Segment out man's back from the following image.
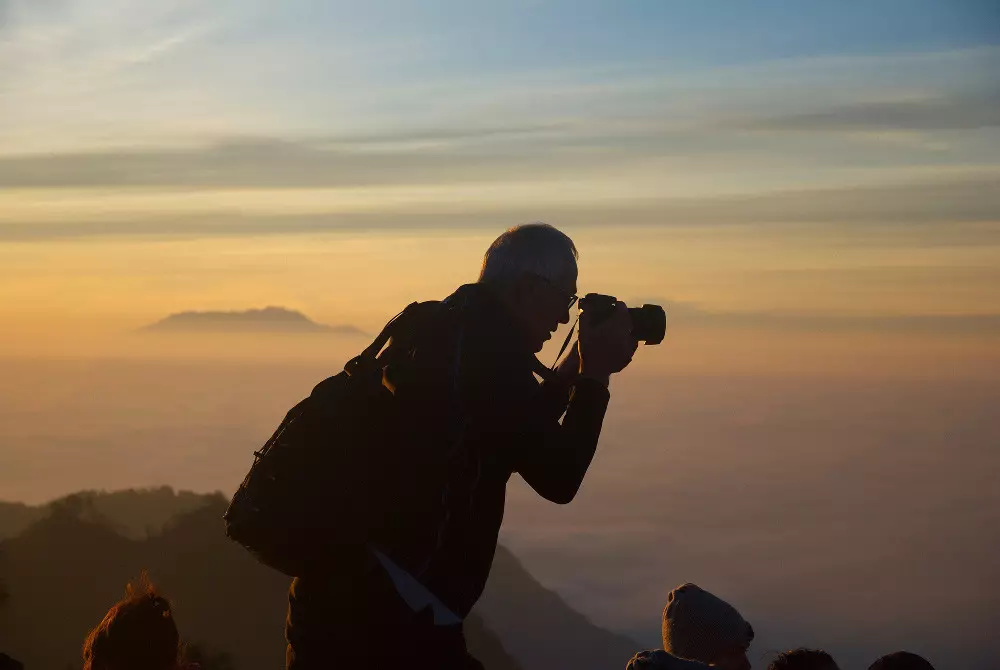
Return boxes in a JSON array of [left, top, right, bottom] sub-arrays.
[[286, 284, 554, 667]]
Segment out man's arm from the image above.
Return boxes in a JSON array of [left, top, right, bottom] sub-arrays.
[[511, 376, 611, 504], [509, 302, 635, 504]]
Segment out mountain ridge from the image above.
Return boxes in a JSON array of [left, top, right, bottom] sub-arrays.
[[0, 488, 640, 670], [140, 307, 366, 335]]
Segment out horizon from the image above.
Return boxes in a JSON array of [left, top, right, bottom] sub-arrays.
[[2, 2, 999, 669]]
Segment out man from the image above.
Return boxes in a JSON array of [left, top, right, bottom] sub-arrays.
[[285, 223, 639, 668], [868, 652, 936, 670], [768, 649, 840, 670], [657, 583, 755, 670], [625, 650, 712, 669]]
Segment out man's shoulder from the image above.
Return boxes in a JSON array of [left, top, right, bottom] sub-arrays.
[[389, 285, 537, 392], [436, 286, 535, 367]]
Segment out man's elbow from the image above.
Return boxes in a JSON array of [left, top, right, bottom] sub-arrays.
[[544, 482, 582, 505]]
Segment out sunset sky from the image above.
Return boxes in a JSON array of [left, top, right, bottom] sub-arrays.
[[3, 5, 1000, 664], [2, 0, 998, 362]]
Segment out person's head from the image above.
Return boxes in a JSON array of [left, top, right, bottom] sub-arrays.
[[478, 222, 579, 352], [868, 652, 935, 670], [82, 575, 181, 670], [661, 583, 754, 670], [768, 648, 840, 670]]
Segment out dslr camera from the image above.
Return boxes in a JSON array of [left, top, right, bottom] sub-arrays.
[[578, 294, 666, 345]]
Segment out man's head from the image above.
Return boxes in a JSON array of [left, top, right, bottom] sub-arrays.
[[82, 575, 181, 670], [868, 652, 935, 670], [662, 583, 754, 670], [768, 649, 840, 670], [478, 223, 579, 352]]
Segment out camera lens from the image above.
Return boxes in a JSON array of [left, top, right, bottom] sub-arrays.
[[628, 304, 666, 345]]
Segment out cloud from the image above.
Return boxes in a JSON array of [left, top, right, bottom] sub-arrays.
[[0, 127, 576, 189], [1, 175, 996, 242], [653, 300, 1000, 336], [751, 91, 1000, 132]]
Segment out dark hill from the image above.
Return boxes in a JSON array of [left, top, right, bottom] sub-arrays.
[[478, 545, 640, 670], [0, 497, 521, 670], [0, 489, 640, 670], [0, 502, 44, 543], [0, 487, 211, 541], [141, 307, 365, 335]]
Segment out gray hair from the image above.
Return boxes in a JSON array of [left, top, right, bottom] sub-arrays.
[[478, 223, 578, 286]]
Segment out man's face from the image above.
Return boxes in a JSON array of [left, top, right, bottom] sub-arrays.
[[513, 266, 578, 353]]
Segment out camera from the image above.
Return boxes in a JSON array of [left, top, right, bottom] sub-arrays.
[[578, 294, 666, 345]]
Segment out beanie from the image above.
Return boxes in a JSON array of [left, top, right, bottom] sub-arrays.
[[661, 583, 753, 663]]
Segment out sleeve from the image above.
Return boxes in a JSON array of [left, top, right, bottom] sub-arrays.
[[534, 375, 574, 421], [485, 373, 610, 505], [516, 378, 610, 503]]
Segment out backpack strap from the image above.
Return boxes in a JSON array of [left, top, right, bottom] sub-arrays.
[[343, 303, 414, 377], [344, 301, 442, 377]]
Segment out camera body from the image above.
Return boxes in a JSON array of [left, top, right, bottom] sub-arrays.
[[578, 293, 666, 345]]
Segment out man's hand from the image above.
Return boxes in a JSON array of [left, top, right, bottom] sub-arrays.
[[578, 301, 639, 384]]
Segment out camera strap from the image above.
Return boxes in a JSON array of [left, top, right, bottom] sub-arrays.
[[549, 314, 580, 373]]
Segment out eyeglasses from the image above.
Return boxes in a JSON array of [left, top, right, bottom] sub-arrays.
[[532, 273, 578, 310]]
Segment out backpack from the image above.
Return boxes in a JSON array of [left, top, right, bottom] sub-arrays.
[[222, 301, 442, 577]]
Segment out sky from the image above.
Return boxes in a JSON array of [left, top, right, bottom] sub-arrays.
[[2, 3, 1000, 666], [1, 0, 999, 356]]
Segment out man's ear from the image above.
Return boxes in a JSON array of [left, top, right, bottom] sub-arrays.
[[510, 273, 536, 303]]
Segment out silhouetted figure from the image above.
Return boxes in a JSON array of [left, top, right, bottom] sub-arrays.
[[656, 583, 754, 670], [285, 223, 638, 668], [82, 576, 184, 670], [868, 651, 936, 670], [625, 649, 711, 669], [768, 648, 840, 670], [0, 653, 24, 670]]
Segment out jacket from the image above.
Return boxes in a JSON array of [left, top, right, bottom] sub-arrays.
[[286, 283, 611, 645]]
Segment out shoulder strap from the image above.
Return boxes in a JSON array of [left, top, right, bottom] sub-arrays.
[[344, 301, 442, 377], [343, 303, 414, 377]]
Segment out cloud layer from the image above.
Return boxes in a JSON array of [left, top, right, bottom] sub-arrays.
[[2, 176, 997, 241]]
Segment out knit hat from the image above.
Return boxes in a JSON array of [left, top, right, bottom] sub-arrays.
[[868, 652, 935, 670], [661, 583, 754, 663]]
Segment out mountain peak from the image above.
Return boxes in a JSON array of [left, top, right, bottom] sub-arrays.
[[140, 307, 366, 335]]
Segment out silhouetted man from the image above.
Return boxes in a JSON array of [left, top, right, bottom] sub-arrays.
[[868, 652, 936, 670], [285, 223, 638, 668], [768, 649, 840, 670]]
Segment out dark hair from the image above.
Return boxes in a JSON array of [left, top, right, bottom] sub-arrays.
[[768, 648, 840, 670], [868, 651, 935, 670], [82, 574, 181, 670]]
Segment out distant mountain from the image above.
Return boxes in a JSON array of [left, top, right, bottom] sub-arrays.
[[0, 496, 521, 670], [141, 307, 366, 335], [0, 502, 44, 543], [0, 489, 640, 670], [478, 545, 640, 670], [0, 487, 213, 541]]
